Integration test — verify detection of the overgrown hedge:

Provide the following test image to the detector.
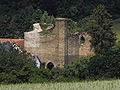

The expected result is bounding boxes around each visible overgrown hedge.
[0,44,120,84]
[0,44,52,84]
[88,44,120,79]
[51,44,120,81]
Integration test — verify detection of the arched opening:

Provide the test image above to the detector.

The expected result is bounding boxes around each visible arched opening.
[80,36,85,43]
[47,62,54,70]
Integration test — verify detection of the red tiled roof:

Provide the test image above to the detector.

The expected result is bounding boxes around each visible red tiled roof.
[0,39,24,48]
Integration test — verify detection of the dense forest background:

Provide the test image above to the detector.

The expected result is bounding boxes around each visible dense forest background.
[1,0,120,19]
[0,0,120,38]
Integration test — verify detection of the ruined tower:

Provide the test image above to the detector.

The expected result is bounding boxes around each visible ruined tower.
[24,18,94,68]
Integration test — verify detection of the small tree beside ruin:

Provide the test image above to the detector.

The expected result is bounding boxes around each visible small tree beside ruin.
[88,5,116,55]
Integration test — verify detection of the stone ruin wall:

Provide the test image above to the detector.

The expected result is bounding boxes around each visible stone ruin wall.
[67,35,79,64]
[24,18,94,68]
[79,33,94,56]
[24,18,67,67]
[67,33,94,64]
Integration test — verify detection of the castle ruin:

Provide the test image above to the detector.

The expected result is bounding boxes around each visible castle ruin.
[24,18,94,68]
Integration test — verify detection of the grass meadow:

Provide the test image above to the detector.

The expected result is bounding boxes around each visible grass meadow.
[0,79,120,90]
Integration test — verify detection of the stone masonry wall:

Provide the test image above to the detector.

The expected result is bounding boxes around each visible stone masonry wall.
[79,32,94,56]
[67,35,79,64]
[24,18,94,68]
[24,18,67,68]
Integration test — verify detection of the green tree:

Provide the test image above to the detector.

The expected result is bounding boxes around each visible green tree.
[67,19,78,33]
[88,5,116,55]
[8,6,43,38]
[0,43,36,73]
[88,44,120,78]
[0,15,11,38]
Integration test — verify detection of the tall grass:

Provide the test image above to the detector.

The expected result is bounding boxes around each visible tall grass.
[0,79,120,90]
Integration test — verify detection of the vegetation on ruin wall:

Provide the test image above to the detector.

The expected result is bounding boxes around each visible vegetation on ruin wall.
[0,6,56,38]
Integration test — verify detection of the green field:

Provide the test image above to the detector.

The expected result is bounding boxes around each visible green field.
[113,18,120,43]
[0,80,120,90]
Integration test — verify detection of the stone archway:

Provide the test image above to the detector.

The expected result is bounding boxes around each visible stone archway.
[80,35,85,43]
[47,62,54,70]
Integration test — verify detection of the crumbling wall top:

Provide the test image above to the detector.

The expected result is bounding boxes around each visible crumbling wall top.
[56,18,66,21]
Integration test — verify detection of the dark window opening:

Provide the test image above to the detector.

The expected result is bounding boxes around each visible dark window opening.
[80,36,85,43]
[47,62,54,70]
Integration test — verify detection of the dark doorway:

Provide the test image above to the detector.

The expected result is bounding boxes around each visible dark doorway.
[47,62,54,70]
[80,36,85,43]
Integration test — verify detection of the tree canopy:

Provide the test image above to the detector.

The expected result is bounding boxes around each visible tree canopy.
[87,5,116,55]
[0,0,119,38]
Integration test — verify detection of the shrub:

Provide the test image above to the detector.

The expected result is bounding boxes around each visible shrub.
[7,70,22,84]
[88,44,120,79]
[0,72,9,84]
[0,44,37,84]
[51,66,78,82]
[29,68,52,83]
[72,56,92,80]
[0,48,36,74]
[51,56,92,81]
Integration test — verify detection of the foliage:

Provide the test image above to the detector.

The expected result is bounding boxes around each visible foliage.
[51,66,79,82]
[0,42,36,84]
[0,1,120,85]
[0,43,120,84]
[0,47,36,74]
[72,56,92,80]
[0,15,11,38]
[0,0,120,38]
[1,0,120,20]
[67,19,80,33]
[0,42,54,84]
[78,16,92,32]
[52,44,120,81]
[88,44,120,79]
[0,5,55,38]
[40,30,51,34]
[40,11,55,24]
[0,72,9,84]
[51,56,92,81]
[29,68,52,83]
[39,11,55,34]
[0,66,53,84]
[87,5,116,55]
[112,18,120,43]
